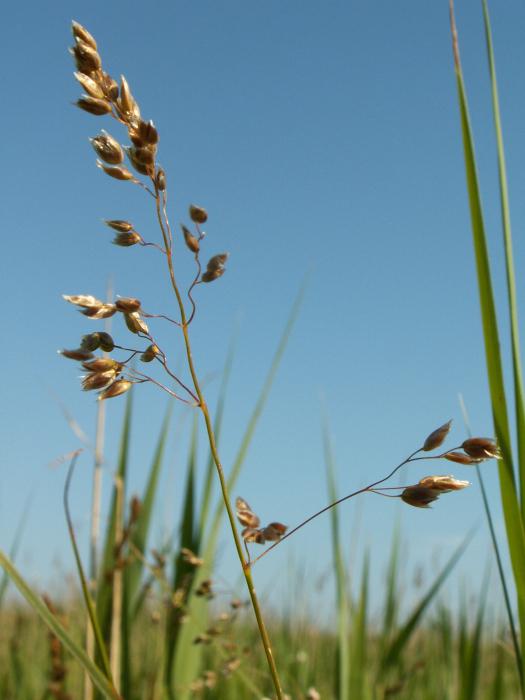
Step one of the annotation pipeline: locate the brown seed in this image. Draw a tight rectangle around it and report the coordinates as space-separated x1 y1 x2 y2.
201 268 225 283
417 475 469 492
82 358 122 373
189 204 208 224
422 420 452 451
71 41 101 74
125 147 151 176
118 75 140 120
115 297 141 312
98 379 132 400
130 119 159 146
63 294 103 309
76 96 112 115
100 72 119 100
181 224 200 254
462 437 501 460
60 348 94 361
71 21 98 50
444 451 481 465
400 486 440 509
235 497 260 528
261 522 287 541
97 161 135 180
81 304 117 319
130 145 156 166
113 231 142 247
124 312 149 335
90 131 124 165
105 219 133 232
74 72 105 99
140 344 159 362
241 527 266 544
98 332 115 352
80 332 101 351
82 370 116 391
156 169 166 191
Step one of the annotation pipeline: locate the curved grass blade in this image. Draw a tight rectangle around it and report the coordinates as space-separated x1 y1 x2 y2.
323 417 350 700
482 0 525 517
380 532 471 672
64 452 113 683
449 2 525 669
0 496 30 610
0 550 119 700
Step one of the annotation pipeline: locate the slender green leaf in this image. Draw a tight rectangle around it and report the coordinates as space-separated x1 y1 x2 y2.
450 2 525 663
349 553 369 699
0 550 119 700
482 0 525 517
380 533 470 671
0 497 30 610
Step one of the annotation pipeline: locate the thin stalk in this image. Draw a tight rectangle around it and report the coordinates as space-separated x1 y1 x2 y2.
110 476 124 695
153 188 284 698
251 449 422 566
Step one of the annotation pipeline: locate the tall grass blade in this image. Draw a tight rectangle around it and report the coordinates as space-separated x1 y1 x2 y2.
458 567 489 700
381 521 401 651
323 417 350 700
449 1 525 667
0 550 119 700
0 497 30 610
165 414 199 697
380 533 470 672
482 0 525 516
349 553 369 699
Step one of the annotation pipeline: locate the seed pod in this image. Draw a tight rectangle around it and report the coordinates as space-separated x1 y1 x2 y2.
97 161 135 180
417 475 469 492
74 72 105 99
113 231 142 247
115 297 141 313
98 332 115 352
130 119 159 146
72 21 98 51
60 348 94 361
261 522 287 541
181 224 200 253
98 379 132 400
241 528 266 544
82 358 122 373
201 268 225 283
105 219 133 232
100 72 119 100
80 332 101 351
422 420 452 451
140 344 160 362
82 370 116 391
444 451 480 465
401 486 440 509
71 41 101 74
118 76 140 120
462 437 501 460
125 147 150 175
189 205 208 224
124 312 149 335
76 96 112 115
131 145 156 166
81 304 117 319
156 169 166 191
63 294 103 309
207 253 229 272
235 497 260 528
90 131 124 165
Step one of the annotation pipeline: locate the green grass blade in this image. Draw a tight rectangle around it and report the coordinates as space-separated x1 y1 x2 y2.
482 0 525 517
323 417 350 700
458 567 489 700
64 453 113 682
449 1 525 660
381 521 401 649
349 553 369 699
0 550 119 700
125 400 173 612
380 533 470 672
0 496 30 610
164 414 199 697
96 389 133 643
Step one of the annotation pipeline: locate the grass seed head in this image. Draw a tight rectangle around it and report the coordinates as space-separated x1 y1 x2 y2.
417 475 469 492
401 486 440 508
105 219 134 232
76 96 112 116
182 224 200 253
422 420 452 451
98 378 132 400
97 161 135 180
113 231 142 246
140 344 160 362
74 72 105 99
90 131 124 165
124 311 149 335
156 168 166 191
443 450 481 465
115 296 141 312
71 21 97 51
82 358 122 373
81 370 117 391
98 332 115 351
81 303 117 319
60 348 94 361
189 204 208 224
63 294 103 309
70 41 101 74
461 437 501 460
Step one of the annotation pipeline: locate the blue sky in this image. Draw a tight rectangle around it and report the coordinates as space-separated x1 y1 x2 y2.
2 0 525 619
